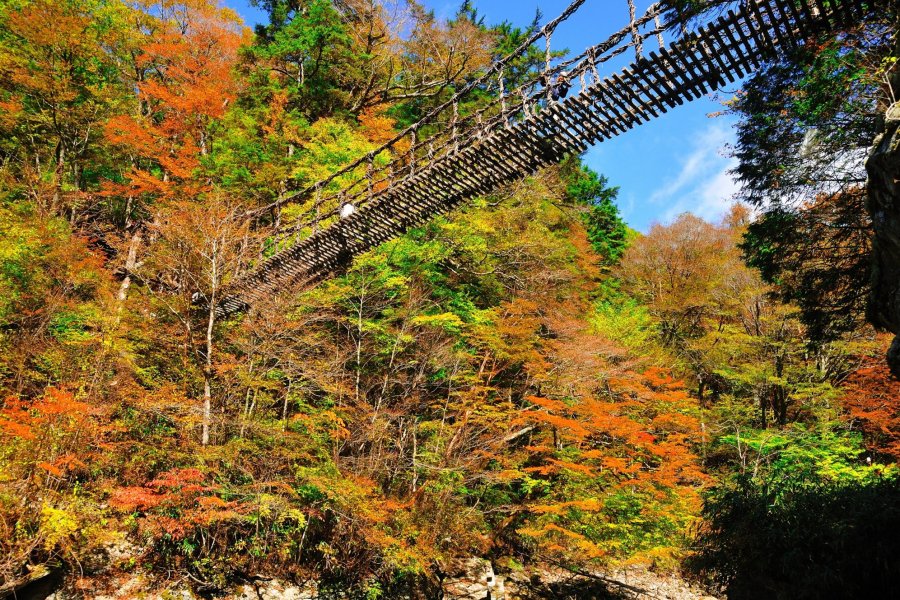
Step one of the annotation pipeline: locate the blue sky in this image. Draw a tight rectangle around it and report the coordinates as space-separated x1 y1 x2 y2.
223 0 743 232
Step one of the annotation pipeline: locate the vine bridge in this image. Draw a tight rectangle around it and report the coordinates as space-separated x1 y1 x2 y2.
220 0 878 315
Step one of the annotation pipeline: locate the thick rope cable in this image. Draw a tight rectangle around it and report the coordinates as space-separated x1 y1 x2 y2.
272 19 669 241
268 3 670 239
628 0 643 59
222 0 881 313
248 0 592 219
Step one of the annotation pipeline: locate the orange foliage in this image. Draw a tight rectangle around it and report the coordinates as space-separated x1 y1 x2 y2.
501 293 708 563
0 389 92 448
104 0 244 201
110 467 245 540
843 348 900 459
518 367 706 488
358 104 398 145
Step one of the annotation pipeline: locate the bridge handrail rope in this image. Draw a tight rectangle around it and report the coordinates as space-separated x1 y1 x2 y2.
260 0 808 250
262 1 671 247
249 0 595 218
299 0 811 235
255 2 671 229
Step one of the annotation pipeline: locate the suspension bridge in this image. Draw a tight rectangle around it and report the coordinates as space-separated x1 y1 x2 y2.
218 0 881 315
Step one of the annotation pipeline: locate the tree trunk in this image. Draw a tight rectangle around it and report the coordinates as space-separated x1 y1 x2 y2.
202 374 212 446
355 295 364 404
53 142 65 215
202 260 217 445
758 390 768 430
116 231 142 310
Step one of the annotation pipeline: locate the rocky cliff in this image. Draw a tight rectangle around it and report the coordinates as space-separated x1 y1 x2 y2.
866 85 900 376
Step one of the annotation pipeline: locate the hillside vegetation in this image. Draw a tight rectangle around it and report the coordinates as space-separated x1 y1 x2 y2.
0 1 898 598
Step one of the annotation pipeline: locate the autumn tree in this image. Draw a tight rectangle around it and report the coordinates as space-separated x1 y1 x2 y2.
617 213 737 347
0 0 133 218
139 196 255 445
842 340 900 460
104 0 245 204
0 204 110 397
614 207 871 426
0 389 109 590
248 0 494 119
561 157 629 266
687 3 896 367
741 189 872 342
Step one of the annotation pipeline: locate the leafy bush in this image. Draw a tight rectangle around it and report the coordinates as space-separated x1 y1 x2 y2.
689 434 900 600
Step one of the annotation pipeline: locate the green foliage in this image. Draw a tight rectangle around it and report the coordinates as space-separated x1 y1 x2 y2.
691 430 900 599
740 191 872 343
561 158 629 266
250 0 353 118
726 16 893 341
590 290 661 360
490 17 551 89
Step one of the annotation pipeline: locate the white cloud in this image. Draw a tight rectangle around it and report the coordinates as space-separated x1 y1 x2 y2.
648 123 740 225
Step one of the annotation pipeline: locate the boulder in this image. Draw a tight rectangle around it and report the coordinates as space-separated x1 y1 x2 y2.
442 558 502 599
235 579 317 600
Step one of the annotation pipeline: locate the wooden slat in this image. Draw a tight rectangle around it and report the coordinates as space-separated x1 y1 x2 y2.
596 80 642 128
732 9 763 70
668 39 708 98
583 86 626 134
763 0 798 49
643 52 682 108
656 44 696 99
699 25 733 82
707 21 744 79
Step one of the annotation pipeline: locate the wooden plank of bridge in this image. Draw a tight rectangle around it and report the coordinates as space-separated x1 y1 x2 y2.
621 67 662 118
583 87 625 135
763 0 798 49
642 53 682 109
545 103 594 149
567 94 612 141
597 79 642 129
656 44 694 100
535 110 588 154
729 9 762 70
553 97 596 139
482 138 526 179
623 60 669 115
444 148 495 193
747 1 777 57
468 137 509 181
619 67 660 118
707 21 744 79
698 25 734 82
610 72 652 123
669 37 708 98
500 128 548 168
431 160 479 200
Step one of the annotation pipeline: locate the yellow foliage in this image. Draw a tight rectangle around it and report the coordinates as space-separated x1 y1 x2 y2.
40 503 79 551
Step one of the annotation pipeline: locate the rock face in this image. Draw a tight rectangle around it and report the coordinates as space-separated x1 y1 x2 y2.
440 559 719 600
39 552 716 600
43 572 317 600
866 98 900 378
236 579 317 600
442 558 501 599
